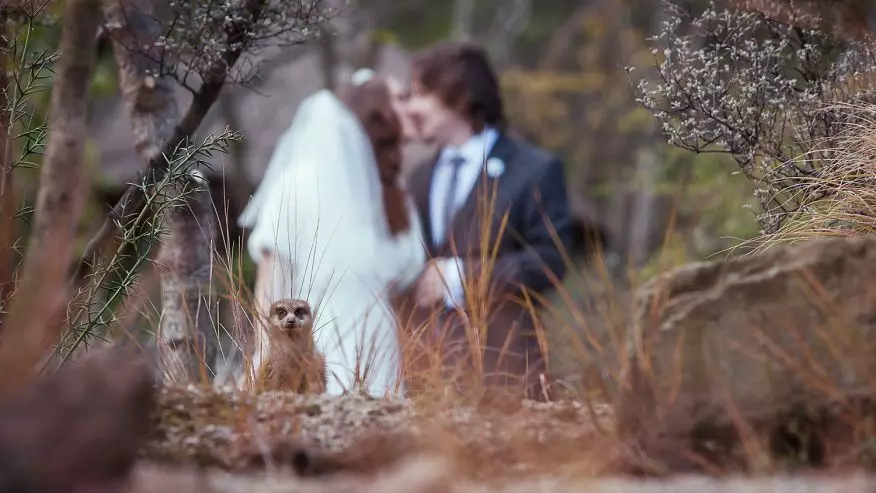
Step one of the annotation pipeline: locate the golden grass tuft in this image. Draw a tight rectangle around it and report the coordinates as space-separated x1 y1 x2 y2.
738 102 876 255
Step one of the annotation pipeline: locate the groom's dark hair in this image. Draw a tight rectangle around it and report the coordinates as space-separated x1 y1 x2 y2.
411 41 505 132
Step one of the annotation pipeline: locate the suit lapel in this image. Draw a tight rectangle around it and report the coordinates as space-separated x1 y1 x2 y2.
448 133 517 246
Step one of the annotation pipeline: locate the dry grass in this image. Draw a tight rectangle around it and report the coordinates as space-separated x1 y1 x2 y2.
168 169 602 403
5 107 876 484
83 167 637 478
74 163 876 479
735 103 876 255
17 169 874 482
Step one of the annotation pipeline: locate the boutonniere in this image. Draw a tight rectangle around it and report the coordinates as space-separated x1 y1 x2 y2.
485 157 505 178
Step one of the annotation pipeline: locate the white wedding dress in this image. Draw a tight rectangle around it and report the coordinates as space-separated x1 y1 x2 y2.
238 88 425 397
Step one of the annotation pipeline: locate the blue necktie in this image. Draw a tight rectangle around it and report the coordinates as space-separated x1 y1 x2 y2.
442 155 466 245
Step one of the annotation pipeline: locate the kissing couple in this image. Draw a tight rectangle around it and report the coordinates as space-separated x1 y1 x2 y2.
238 41 575 401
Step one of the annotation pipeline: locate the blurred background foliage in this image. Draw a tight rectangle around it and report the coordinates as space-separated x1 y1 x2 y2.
7 0 762 284
3 0 765 382
364 0 760 278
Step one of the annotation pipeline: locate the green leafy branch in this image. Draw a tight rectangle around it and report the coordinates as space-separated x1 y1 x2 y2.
54 127 240 367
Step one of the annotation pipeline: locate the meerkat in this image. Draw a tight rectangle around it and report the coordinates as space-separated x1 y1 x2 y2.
259 298 327 394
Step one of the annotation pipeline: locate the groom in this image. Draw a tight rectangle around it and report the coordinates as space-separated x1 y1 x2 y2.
399 41 574 401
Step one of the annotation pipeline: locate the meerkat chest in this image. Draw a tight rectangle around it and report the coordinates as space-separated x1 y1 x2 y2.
264 335 324 392
270 335 312 359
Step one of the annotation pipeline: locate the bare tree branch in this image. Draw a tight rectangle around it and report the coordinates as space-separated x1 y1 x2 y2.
75 0 278 281
634 2 876 233
78 0 330 380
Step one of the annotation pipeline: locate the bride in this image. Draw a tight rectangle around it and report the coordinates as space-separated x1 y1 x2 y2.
237 69 426 397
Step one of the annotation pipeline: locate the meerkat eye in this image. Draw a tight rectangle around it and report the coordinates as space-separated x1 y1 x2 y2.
275 308 287 318
294 307 308 318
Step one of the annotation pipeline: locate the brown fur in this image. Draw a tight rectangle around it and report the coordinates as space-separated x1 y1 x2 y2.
260 299 327 394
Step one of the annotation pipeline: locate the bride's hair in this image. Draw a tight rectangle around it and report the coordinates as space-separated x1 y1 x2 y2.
338 77 409 236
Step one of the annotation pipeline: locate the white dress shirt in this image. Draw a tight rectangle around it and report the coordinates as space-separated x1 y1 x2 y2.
428 126 500 309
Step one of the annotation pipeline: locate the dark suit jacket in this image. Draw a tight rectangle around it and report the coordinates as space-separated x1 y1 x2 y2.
397 132 575 401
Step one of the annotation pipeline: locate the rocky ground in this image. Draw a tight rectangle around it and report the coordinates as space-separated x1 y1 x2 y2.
147 384 618 478
3 350 872 492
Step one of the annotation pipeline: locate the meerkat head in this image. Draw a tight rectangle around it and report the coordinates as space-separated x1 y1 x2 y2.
269 298 314 335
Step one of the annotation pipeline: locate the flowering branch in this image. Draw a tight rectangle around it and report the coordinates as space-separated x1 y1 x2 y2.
632 0 876 233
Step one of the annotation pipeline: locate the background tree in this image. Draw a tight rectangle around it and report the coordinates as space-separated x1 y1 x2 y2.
0 0 101 392
74 0 331 382
634 0 876 238
0 2 61 330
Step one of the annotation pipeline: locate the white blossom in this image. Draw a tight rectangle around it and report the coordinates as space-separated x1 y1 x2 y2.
633 0 876 233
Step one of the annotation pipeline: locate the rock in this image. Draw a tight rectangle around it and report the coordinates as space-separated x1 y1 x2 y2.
0 345 155 492
145 385 615 478
618 236 876 468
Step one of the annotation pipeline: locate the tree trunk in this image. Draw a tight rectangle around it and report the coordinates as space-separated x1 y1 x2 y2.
74 0 268 284
216 91 254 257
157 171 217 383
485 0 530 69
0 0 101 393
323 0 348 87
318 25 339 90
627 146 660 268
102 0 218 383
217 91 254 215
626 4 672 269
0 17 15 330
319 0 375 85
451 0 474 42
102 0 179 160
